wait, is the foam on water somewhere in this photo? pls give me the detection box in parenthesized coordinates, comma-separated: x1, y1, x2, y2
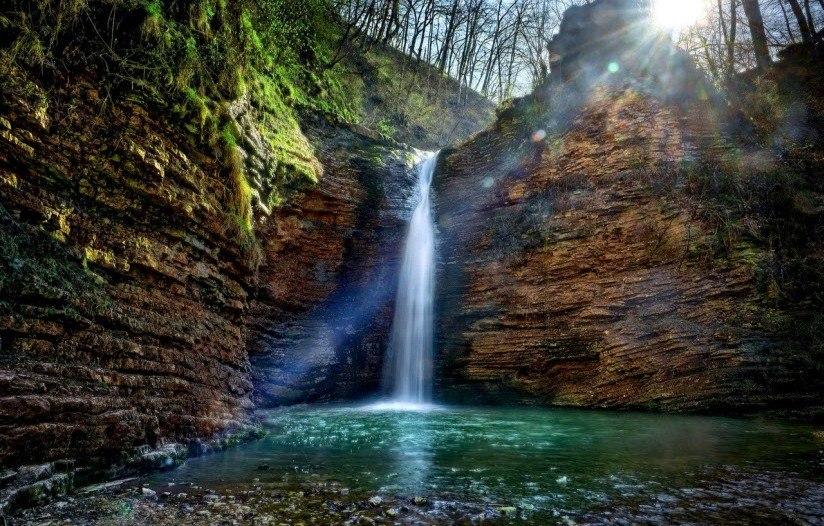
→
(361, 400, 441, 412)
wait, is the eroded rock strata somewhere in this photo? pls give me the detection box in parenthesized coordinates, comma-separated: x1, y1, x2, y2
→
(247, 121, 419, 407)
(434, 0, 821, 413)
(1, 0, 821, 508)
(0, 68, 418, 472)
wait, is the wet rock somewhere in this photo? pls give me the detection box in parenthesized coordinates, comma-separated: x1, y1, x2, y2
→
(80, 477, 137, 494)
(132, 443, 188, 472)
(141, 487, 157, 499)
(5, 472, 73, 510)
(11, 467, 823, 526)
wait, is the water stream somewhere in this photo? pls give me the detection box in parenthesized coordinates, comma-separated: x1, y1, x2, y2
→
(381, 151, 438, 406)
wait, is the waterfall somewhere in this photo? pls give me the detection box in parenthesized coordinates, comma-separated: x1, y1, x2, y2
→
(383, 150, 439, 406)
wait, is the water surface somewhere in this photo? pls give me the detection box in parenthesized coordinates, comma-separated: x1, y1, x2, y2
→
(149, 405, 821, 520)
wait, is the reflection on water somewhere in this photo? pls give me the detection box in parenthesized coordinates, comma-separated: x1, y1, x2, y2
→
(150, 405, 821, 517)
(383, 406, 434, 493)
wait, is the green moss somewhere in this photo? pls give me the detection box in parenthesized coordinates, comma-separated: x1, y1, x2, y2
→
(142, 0, 164, 37)
(376, 118, 395, 138)
(183, 86, 212, 129)
(1, 0, 366, 263)
(0, 204, 110, 319)
(220, 124, 260, 267)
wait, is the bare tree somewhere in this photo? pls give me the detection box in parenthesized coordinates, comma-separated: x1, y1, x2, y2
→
(786, 0, 815, 45)
(337, 0, 822, 100)
(742, 0, 772, 68)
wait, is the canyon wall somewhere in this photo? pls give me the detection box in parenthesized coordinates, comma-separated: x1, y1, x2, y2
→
(0, 67, 419, 469)
(248, 120, 419, 407)
(434, 0, 822, 415)
(1, 74, 251, 468)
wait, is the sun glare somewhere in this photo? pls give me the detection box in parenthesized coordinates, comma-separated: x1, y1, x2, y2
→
(652, 0, 706, 32)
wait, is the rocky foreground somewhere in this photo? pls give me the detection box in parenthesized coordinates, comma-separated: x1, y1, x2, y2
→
(8, 462, 824, 526)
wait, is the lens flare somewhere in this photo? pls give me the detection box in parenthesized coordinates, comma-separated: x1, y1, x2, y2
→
(651, 0, 706, 31)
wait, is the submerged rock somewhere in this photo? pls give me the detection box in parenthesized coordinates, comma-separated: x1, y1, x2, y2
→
(8, 463, 824, 526)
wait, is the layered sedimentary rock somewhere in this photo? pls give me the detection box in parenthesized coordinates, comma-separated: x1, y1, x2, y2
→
(0, 68, 415, 469)
(248, 120, 419, 406)
(434, 0, 818, 413)
(0, 75, 252, 468)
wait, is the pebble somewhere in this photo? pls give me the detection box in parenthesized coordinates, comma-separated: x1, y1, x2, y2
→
(141, 487, 157, 499)
(11, 464, 822, 526)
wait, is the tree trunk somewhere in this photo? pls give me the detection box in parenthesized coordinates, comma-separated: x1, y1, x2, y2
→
(786, 0, 814, 46)
(437, 0, 460, 73)
(718, 0, 738, 77)
(780, 0, 798, 43)
(803, 0, 822, 43)
(742, 0, 771, 68)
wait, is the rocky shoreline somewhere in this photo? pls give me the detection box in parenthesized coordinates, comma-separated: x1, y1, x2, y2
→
(0, 425, 264, 517)
(7, 461, 823, 525)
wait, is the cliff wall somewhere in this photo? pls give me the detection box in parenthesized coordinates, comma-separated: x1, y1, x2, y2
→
(434, 0, 822, 415)
(0, 67, 419, 470)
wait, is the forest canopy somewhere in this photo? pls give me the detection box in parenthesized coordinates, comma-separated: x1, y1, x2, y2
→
(336, 0, 824, 99)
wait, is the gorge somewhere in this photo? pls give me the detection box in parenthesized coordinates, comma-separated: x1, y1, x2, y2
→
(1, 0, 823, 523)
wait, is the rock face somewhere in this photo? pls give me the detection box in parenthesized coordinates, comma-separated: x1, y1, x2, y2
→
(247, 120, 419, 406)
(434, 0, 818, 413)
(0, 68, 415, 468)
(0, 75, 253, 467)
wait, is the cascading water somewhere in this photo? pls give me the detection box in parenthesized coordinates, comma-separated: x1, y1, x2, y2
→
(382, 150, 439, 406)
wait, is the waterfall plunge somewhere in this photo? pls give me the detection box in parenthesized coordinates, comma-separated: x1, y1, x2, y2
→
(383, 151, 439, 407)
